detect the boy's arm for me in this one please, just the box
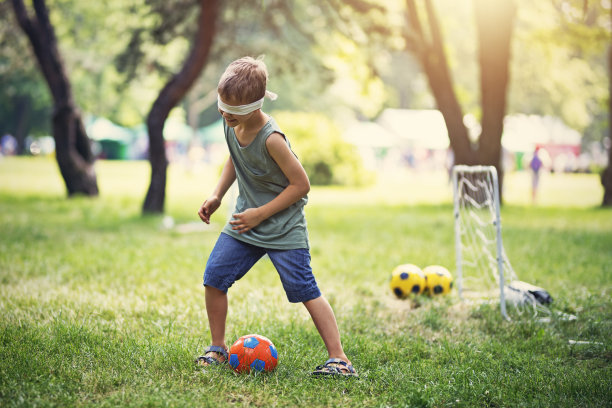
[198,157,236,224]
[229,132,310,234]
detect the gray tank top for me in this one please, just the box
[222,116,309,249]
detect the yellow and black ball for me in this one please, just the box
[390,264,426,299]
[423,265,453,295]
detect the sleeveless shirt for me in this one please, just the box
[222,116,309,249]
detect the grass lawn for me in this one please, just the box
[0,157,610,407]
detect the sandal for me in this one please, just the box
[312,358,358,377]
[195,345,228,367]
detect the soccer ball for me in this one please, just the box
[390,264,426,298]
[423,265,453,295]
[229,334,278,373]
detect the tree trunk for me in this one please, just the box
[405,0,515,202]
[142,0,218,214]
[405,0,474,165]
[601,6,612,206]
[10,0,98,196]
[14,96,30,155]
[474,0,516,199]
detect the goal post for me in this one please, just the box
[452,165,508,319]
[451,165,552,320]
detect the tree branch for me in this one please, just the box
[10,0,34,34]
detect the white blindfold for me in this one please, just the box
[217,90,277,115]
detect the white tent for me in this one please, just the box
[342,121,399,148]
[87,117,133,142]
[377,109,449,149]
[502,114,581,152]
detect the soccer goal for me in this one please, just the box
[452,165,551,320]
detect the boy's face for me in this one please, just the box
[218,95,256,128]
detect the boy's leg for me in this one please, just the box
[199,233,265,365]
[267,248,355,374]
[303,296,350,364]
[197,286,229,366]
[205,285,228,350]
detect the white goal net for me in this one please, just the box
[452,165,551,320]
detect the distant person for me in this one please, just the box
[530,147,543,203]
[0,134,17,156]
[195,56,357,377]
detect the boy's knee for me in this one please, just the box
[205,285,226,294]
[204,282,231,296]
[288,287,321,303]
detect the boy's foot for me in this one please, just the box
[195,345,228,367]
[312,358,358,377]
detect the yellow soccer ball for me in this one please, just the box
[423,265,453,295]
[390,264,426,298]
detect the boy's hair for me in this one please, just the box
[217,56,268,104]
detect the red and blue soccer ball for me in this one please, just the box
[229,334,278,373]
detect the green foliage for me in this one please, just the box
[4,0,608,143]
[48,0,162,126]
[272,111,374,186]
[510,0,609,135]
[114,0,340,124]
[0,158,611,407]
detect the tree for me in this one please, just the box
[510,1,607,137]
[404,0,516,192]
[0,1,51,154]
[524,0,610,205]
[10,0,98,196]
[142,0,218,213]
[119,0,339,214]
[603,4,612,206]
[474,0,515,169]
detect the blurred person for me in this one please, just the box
[195,56,357,377]
[530,146,543,203]
[1,134,17,156]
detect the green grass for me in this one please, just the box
[0,157,610,407]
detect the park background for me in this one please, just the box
[1,0,611,407]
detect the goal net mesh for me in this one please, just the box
[452,165,550,319]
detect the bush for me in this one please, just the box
[272,111,374,186]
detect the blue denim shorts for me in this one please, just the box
[203,233,321,303]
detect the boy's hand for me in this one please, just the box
[230,208,264,234]
[198,197,220,224]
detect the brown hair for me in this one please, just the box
[217,56,268,104]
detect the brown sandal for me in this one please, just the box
[312,358,358,377]
[195,346,228,367]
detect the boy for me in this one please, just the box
[195,57,357,377]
